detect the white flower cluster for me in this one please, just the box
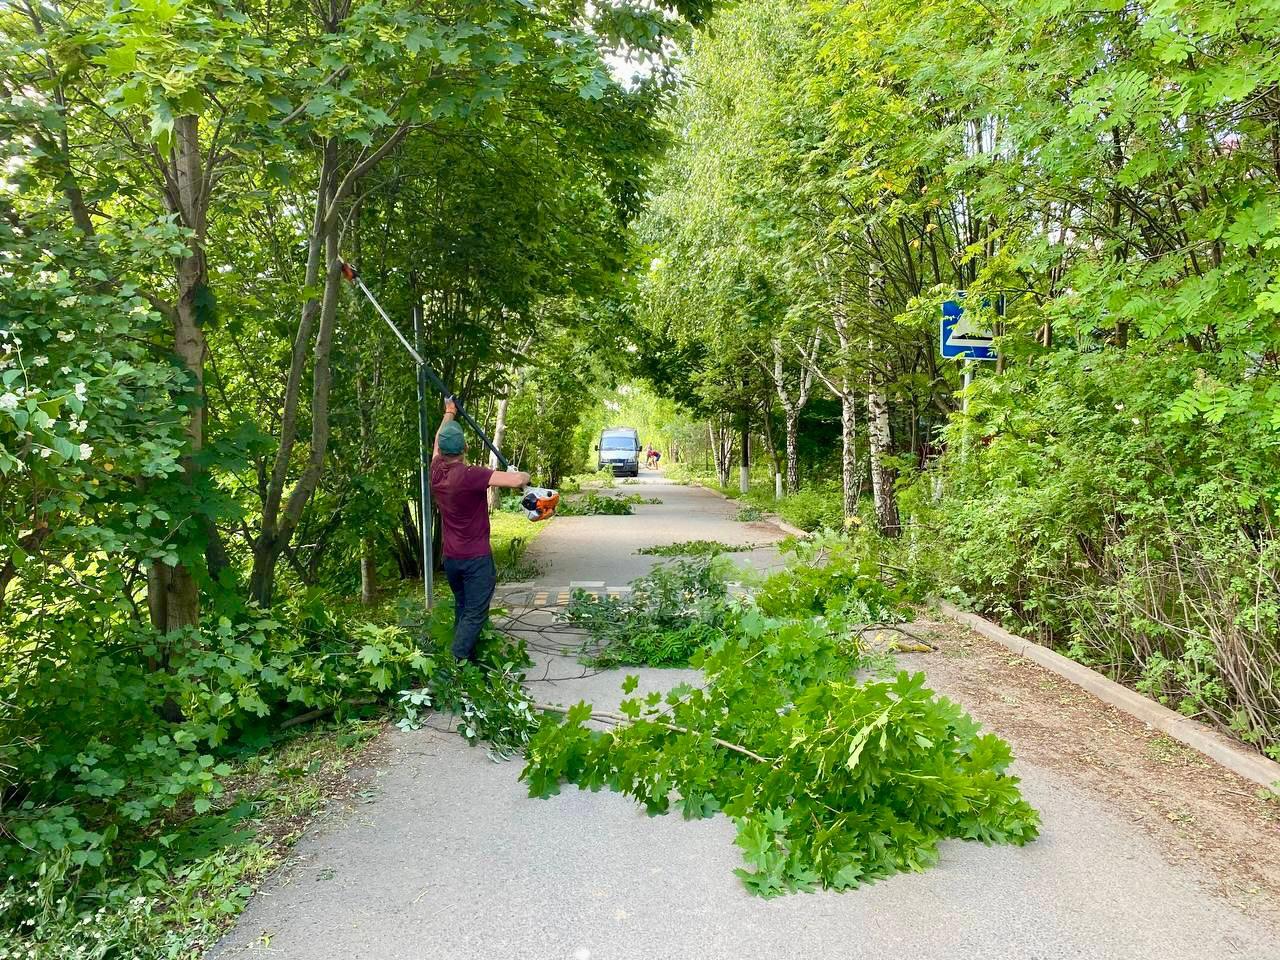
[0,878,159,960]
[0,384,40,407]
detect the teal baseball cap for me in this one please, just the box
[438,421,465,455]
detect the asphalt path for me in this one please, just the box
[211,472,1279,960]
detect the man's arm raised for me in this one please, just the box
[489,468,530,489]
[434,397,457,458]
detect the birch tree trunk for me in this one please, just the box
[805,268,864,525]
[866,265,901,538]
[839,376,859,520]
[767,334,820,494]
[783,409,800,495]
[866,378,899,537]
[487,394,510,512]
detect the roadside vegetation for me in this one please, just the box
[626,0,1280,760]
[2,0,1275,949]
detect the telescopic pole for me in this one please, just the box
[412,300,433,611]
[348,269,509,470]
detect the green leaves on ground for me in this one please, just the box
[525,554,1039,895]
[755,536,920,624]
[556,492,658,516]
[564,556,738,666]
[637,539,752,556]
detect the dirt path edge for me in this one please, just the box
[938,600,1280,789]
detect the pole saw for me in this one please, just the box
[341,262,560,523]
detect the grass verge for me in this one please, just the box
[1,719,383,960]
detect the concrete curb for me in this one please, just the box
[938,601,1280,789]
[690,481,810,539]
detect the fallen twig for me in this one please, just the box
[280,697,377,730]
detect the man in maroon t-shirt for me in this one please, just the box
[431,399,529,661]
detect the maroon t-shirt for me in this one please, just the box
[430,456,494,559]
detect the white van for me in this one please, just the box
[596,427,641,477]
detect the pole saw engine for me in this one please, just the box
[340,260,560,523]
[520,487,560,522]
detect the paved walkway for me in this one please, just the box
[211,473,1280,960]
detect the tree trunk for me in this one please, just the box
[840,378,859,521]
[710,419,733,488]
[739,420,750,494]
[149,114,208,631]
[391,500,423,579]
[866,380,899,537]
[487,393,510,512]
[867,265,900,538]
[360,537,377,606]
[248,118,411,607]
[760,400,781,480]
[767,334,819,496]
[783,410,800,494]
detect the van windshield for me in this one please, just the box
[601,436,637,451]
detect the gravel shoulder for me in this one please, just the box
[900,615,1280,926]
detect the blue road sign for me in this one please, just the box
[941,295,998,361]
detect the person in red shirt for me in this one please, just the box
[431,399,529,661]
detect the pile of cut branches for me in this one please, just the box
[557,492,635,516]
[563,556,736,666]
[638,539,752,557]
[525,545,1039,895]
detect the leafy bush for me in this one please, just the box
[0,603,428,881]
[919,350,1280,758]
[523,608,1040,896]
[736,482,844,533]
[754,537,917,624]
[564,556,738,666]
[774,485,843,532]
[735,505,766,522]
[0,719,379,960]
[0,597,532,956]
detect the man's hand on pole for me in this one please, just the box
[433,397,458,458]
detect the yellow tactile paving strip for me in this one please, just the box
[493,585,631,608]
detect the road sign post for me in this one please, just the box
[942,294,1002,417]
[940,295,1000,362]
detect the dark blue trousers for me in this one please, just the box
[442,553,497,661]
